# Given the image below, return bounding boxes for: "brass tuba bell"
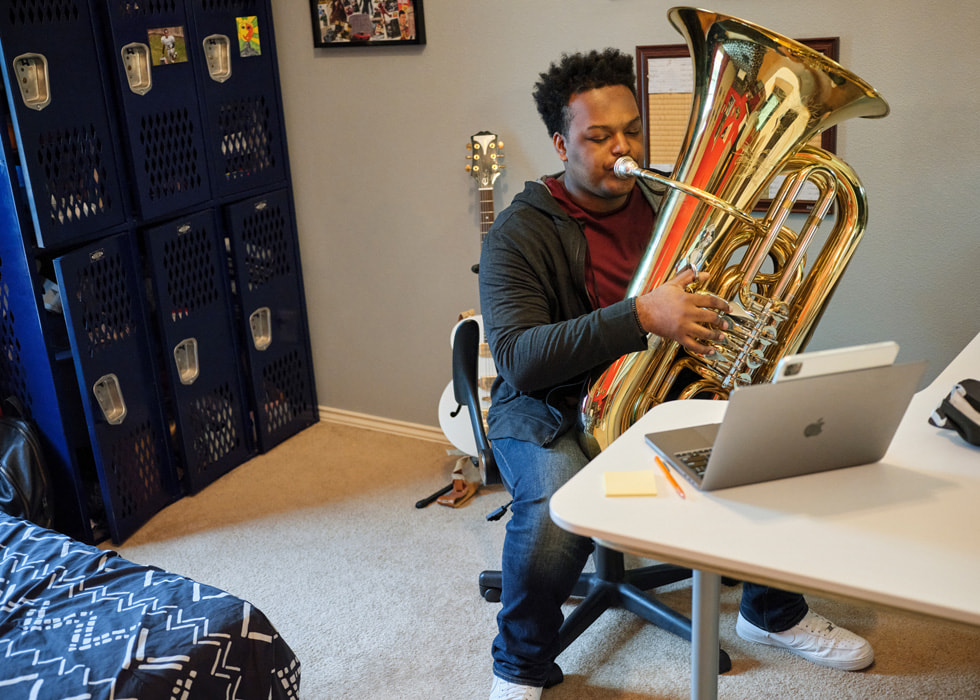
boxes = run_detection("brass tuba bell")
[579,7,890,452]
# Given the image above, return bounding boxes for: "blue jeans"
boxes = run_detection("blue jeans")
[490,432,808,686]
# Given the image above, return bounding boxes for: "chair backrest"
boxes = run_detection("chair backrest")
[451,319,500,485]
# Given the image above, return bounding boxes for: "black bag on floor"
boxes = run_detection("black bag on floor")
[0,397,53,528]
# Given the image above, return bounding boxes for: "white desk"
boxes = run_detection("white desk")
[550,332,980,700]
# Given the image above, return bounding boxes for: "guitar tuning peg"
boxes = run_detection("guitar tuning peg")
[466,143,472,150]
[465,164,472,172]
[497,141,504,149]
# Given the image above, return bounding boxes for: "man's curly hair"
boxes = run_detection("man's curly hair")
[532,48,637,138]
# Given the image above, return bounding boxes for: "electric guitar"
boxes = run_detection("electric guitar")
[438,132,504,457]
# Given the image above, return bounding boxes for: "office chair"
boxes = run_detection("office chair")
[450,317,731,675]
[450,317,500,487]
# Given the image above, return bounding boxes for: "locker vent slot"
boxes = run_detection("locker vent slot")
[240,203,291,291]
[139,108,204,202]
[162,225,219,320]
[72,251,135,357]
[189,384,241,467]
[260,349,309,433]
[219,96,274,181]
[108,420,166,519]
[37,126,113,225]
[115,0,178,16]
[0,273,29,406]
[8,0,80,25]
[200,0,254,11]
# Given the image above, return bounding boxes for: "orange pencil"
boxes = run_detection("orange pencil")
[654,456,686,499]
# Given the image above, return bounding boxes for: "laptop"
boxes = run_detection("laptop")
[644,357,926,491]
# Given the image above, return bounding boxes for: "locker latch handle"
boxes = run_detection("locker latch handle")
[12,53,51,111]
[93,374,127,425]
[174,338,200,385]
[120,43,153,95]
[203,34,232,83]
[249,307,272,351]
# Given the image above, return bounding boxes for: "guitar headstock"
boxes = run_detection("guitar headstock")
[466,131,505,189]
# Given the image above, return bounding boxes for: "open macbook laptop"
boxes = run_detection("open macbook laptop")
[644,357,926,491]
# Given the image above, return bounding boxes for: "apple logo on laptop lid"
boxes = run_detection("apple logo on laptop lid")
[804,418,825,438]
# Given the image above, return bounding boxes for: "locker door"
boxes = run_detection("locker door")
[186,0,288,199]
[54,231,180,543]
[142,209,254,492]
[224,189,317,452]
[0,140,95,542]
[0,0,128,249]
[100,1,212,220]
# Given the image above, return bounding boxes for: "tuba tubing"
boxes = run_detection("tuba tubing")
[578,7,889,453]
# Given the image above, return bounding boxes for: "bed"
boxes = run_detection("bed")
[0,512,300,699]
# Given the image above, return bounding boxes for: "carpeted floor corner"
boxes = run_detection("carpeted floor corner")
[108,421,980,699]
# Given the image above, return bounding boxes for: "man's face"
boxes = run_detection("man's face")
[553,84,644,213]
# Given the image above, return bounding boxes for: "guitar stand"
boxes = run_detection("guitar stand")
[415,483,453,509]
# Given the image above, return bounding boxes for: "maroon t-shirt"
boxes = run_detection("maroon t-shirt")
[545,177,654,309]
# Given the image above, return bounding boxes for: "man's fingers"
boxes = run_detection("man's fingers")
[681,336,717,356]
[702,306,729,330]
[693,289,729,312]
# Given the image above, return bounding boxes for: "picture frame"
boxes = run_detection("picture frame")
[310,0,425,48]
[636,37,839,213]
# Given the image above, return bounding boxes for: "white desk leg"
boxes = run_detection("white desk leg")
[691,569,721,700]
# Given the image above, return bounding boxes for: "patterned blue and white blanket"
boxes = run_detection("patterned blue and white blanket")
[0,513,300,699]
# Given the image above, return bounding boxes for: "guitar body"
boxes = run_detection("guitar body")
[439,381,477,456]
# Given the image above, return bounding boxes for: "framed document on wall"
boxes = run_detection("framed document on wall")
[636,37,840,213]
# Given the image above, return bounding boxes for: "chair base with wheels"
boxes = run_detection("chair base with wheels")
[479,545,732,673]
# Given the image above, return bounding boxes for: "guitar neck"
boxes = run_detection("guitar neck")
[479,186,495,243]
[468,131,503,244]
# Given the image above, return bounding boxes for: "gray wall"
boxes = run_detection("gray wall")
[270,1,980,427]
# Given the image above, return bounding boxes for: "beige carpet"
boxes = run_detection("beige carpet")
[107,422,980,699]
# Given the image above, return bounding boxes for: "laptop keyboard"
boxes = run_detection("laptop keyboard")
[676,448,712,477]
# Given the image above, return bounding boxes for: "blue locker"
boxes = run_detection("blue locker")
[54,231,181,543]
[0,0,129,249]
[186,0,289,200]
[224,189,317,452]
[142,209,255,492]
[98,1,212,221]
[0,131,99,543]
[1,0,316,543]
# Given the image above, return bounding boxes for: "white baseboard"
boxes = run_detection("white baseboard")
[318,406,451,445]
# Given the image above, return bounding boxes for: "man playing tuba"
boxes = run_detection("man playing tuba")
[479,47,873,700]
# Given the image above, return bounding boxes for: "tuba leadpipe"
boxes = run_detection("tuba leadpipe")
[579,7,889,453]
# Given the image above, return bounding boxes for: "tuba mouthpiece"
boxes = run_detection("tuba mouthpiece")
[613,156,639,179]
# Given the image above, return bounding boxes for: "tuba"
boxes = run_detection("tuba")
[579,7,890,452]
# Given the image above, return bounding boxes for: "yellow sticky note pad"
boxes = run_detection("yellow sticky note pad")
[603,469,658,497]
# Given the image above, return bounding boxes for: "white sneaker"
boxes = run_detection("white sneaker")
[736,610,874,670]
[489,675,543,700]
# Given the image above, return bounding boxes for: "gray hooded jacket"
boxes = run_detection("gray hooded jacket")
[478,176,666,446]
